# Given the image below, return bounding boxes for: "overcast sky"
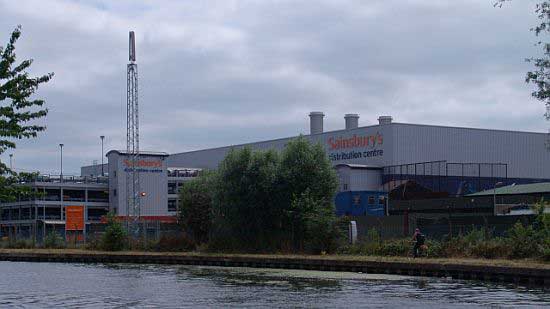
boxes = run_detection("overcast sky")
[0,0,546,174]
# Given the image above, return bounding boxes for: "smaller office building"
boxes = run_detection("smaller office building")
[0,175,109,240]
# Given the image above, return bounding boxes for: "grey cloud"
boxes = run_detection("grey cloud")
[0,0,546,174]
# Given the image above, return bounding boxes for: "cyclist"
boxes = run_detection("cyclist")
[412,228,426,258]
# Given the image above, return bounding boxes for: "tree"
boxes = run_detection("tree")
[279,136,339,251]
[496,1,550,128]
[0,25,53,199]
[204,137,340,253]
[211,147,281,251]
[179,170,216,244]
[100,212,127,251]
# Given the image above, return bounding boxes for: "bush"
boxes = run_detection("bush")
[100,213,127,251]
[85,235,101,250]
[506,222,539,258]
[44,231,65,249]
[468,238,509,259]
[426,239,443,258]
[154,234,196,252]
[378,239,411,257]
[179,171,215,244]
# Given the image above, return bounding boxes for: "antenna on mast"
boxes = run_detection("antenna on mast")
[129,31,136,62]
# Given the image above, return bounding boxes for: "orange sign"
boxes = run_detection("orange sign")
[123,159,162,168]
[65,206,84,231]
[328,132,383,150]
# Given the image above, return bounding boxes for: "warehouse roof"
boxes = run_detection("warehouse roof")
[106,150,169,157]
[467,182,550,196]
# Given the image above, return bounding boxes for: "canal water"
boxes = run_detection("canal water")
[0,262,548,308]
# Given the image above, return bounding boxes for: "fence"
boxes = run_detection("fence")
[352,213,534,241]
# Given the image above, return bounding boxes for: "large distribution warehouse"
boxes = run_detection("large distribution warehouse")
[1,113,549,238]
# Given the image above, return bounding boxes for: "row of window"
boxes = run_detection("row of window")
[367,195,387,206]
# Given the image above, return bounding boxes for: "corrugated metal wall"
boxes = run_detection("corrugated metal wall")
[167,124,392,169]
[392,123,550,178]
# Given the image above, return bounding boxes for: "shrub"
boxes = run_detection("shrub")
[179,171,215,244]
[154,234,196,252]
[540,238,550,261]
[378,239,411,257]
[44,231,65,249]
[426,239,443,258]
[506,222,539,258]
[468,238,509,259]
[299,191,342,254]
[100,213,127,251]
[85,235,101,250]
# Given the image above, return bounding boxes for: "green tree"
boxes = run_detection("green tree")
[211,147,281,251]
[0,26,53,199]
[208,137,340,253]
[293,189,342,253]
[179,170,216,244]
[100,212,127,251]
[280,136,339,251]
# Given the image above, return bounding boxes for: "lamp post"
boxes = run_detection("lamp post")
[493,181,504,210]
[9,154,13,171]
[59,143,64,181]
[100,136,105,176]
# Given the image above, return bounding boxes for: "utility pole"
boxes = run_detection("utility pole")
[100,135,105,176]
[59,143,64,182]
[9,154,13,171]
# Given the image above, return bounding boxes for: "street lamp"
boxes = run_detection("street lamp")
[493,181,504,210]
[100,135,105,176]
[59,143,64,181]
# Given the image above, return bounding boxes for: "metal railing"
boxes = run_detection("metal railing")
[18,174,109,184]
[167,169,200,178]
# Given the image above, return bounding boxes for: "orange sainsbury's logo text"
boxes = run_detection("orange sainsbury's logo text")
[328,132,383,150]
[123,160,162,168]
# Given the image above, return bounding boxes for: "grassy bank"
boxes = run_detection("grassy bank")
[338,222,550,262]
[0,248,548,270]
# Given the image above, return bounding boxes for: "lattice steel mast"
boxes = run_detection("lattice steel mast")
[546,104,550,151]
[127,31,140,235]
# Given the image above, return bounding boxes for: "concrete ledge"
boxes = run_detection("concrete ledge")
[0,249,548,287]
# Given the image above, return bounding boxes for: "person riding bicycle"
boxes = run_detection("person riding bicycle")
[412,228,426,258]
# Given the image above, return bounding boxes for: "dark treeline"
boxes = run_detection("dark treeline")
[179,136,345,253]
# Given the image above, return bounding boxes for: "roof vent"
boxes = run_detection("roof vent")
[309,112,324,134]
[344,114,359,130]
[378,116,393,125]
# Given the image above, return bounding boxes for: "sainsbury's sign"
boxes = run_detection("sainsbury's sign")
[123,159,162,168]
[328,132,383,150]
[327,132,384,162]
[123,159,163,173]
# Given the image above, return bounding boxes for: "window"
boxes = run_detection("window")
[368,196,375,205]
[168,199,177,212]
[343,184,349,191]
[113,171,116,177]
[113,189,117,197]
[378,196,387,206]
[168,182,177,194]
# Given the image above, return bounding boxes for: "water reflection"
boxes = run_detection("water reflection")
[0,262,547,308]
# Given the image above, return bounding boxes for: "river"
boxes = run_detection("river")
[0,261,547,308]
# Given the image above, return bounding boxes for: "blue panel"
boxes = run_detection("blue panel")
[335,191,387,217]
